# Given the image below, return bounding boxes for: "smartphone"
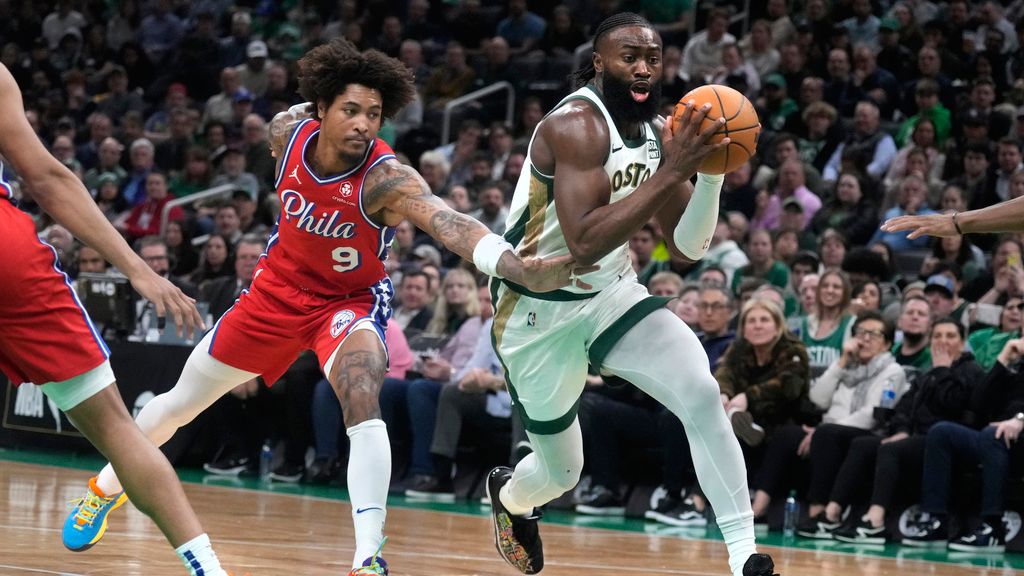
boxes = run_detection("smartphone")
[1009,253,1021,269]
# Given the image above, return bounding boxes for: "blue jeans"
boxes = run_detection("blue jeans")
[921,421,1010,517]
[312,378,342,458]
[407,378,444,475]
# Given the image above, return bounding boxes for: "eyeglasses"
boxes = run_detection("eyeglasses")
[1008,303,1024,311]
[698,302,729,312]
[854,328,885,340]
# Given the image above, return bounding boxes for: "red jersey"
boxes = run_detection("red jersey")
[264,118,397,297]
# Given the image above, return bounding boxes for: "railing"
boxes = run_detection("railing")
[440,81,515,144]
[159,183,235,235]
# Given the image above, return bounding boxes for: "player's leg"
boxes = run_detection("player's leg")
[94,331,259,495]
[47,364,228,576]
[325,325,391,573]
[600,308,765,576]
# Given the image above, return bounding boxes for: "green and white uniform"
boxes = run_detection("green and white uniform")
[492,85,669,434]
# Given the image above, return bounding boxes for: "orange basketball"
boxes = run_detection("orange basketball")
[672,84,760,175]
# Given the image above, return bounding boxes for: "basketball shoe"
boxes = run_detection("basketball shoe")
[348,538,389,575]
[486,466,543,574]
[62,476,128,551]
[742,553,779,576]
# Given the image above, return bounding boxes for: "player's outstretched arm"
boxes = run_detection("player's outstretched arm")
[365,159,596,292]
[545,100,725,267]
[0,64,203,336]
[881,196,1024,238]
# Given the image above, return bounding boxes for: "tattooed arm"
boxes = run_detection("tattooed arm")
[269,103,312,177]
[364,159,595,292]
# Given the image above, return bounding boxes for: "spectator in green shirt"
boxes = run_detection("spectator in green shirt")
[967,297,1023,370]
[732,228,790,295]
[895,78,951,148]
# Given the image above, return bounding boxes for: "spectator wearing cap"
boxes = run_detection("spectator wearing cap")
[211,145,259,201]
[778,197,818,251]
[235,40,271,97]
[759,73,799,133]
[753,158,822,231]
[840,0,880,48]
[138,0,185,65]
[823,100,897,186]
[203,67,242,128]
[923,272,964,323]
[93,65,145,122]
[83,137,128,193]
[219,10,253,68]
[682,8,736,81]
[811,172,878,246]
[42,0,86,50]
[877,16,915,81]
[229,88,255,136]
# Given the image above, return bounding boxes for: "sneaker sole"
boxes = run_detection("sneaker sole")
[268,473,304,483]
[900,538,946,547]
[731,411,765,447]
[647,511,708,527]
[797,530,835,539]
[834,534,885,545]
[947,542,1005,553]
[405,489,456,503]
[202,464,248,476]
[64,493,128,552]
[575,504,625,516]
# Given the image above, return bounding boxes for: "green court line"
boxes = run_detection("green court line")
[4,446,1023,571]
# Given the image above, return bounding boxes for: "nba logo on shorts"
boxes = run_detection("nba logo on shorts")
[340,181,354,197]
[527,311,536,327]
[331,309,356,338]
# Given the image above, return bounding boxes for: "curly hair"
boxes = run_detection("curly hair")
[297,38,416,121]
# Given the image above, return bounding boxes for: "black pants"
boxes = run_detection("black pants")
[828,434,926,509]
[659,408,694,495]
[752,424,807,497]
[807,423,874,505]
[430,384,510,459]
[578,392,658,492]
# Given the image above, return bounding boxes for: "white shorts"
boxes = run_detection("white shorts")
[491,274,670,434]
[40,360,116,412]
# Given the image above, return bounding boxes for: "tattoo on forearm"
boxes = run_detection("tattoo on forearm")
[330,350,386,424]
[365,172,416,207]
[429,210,481,256]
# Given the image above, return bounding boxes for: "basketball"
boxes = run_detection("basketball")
[672,84,760,175]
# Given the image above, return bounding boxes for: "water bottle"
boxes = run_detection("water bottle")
[783,490,800,537]
[259,440,273,481]
[880,376,897,409]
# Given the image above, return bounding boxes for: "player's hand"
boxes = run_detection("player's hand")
[129,268,205,338]
[880,212,958,239]
[662,100,729,179]
[504,252,600,293]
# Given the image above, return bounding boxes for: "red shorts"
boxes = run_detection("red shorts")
[208,265,393,385]
[0,200,109,385]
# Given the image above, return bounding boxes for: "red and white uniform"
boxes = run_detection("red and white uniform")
[209,119,398,384]
[0,174,109,386]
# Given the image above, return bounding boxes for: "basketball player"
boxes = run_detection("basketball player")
[484,14,777,576]
[0,64,227,575]
[882,194,1024,237]
[64,40,586,576]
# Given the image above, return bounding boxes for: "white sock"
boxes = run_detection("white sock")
[347,419,390,567]
[718,512,757,576]
[175,533,228,576]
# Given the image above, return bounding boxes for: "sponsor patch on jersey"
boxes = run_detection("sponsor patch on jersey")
[647,139,660,160]
[340,181,354,197]
[330,309,356,338]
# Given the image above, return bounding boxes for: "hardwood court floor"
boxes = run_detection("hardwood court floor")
[0,458,1022,576]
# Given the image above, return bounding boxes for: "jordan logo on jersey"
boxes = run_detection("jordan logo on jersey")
[281,189,359,239]
[288,166,302,184]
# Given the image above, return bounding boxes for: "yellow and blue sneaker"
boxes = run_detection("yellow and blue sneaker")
[62,476,128,552]
[348,537,389,575]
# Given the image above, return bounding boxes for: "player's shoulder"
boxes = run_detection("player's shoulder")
[537,99,609,153]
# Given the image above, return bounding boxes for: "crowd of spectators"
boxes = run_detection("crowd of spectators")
[9,0,1024,555]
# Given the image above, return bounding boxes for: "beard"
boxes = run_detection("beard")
[601,73,662,126]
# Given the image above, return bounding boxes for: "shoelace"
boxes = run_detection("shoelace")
[349,537,388,575]
[70,490,109,528]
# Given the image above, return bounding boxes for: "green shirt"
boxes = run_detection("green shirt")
[893,342,932,370]
[895,105,952,148]
[801,314,855,377]
[731,260,790,294]
[968,328,1021,371]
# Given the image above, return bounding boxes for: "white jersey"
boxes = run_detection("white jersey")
[504,85,662,296]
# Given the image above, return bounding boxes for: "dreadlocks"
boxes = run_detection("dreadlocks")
[570,12,655,90]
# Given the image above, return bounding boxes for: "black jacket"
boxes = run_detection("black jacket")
[969,359,1024,426]
[888,352,984,436]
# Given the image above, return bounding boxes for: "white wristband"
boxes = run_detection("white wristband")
[673,172,724,260]
[473,233,514,278]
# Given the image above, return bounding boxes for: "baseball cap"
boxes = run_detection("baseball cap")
[782,196,804,212]
[233,88,254,103]
[792,250,820,270]
[764,73,787,89]
[879,17,901,32]
[167,82,187,97]
[902,280,927,298]
[964,109,989,126]
[247,40,269,59]
[411,244,442,267]
[924,274,955,298]
[96,172,120,186]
